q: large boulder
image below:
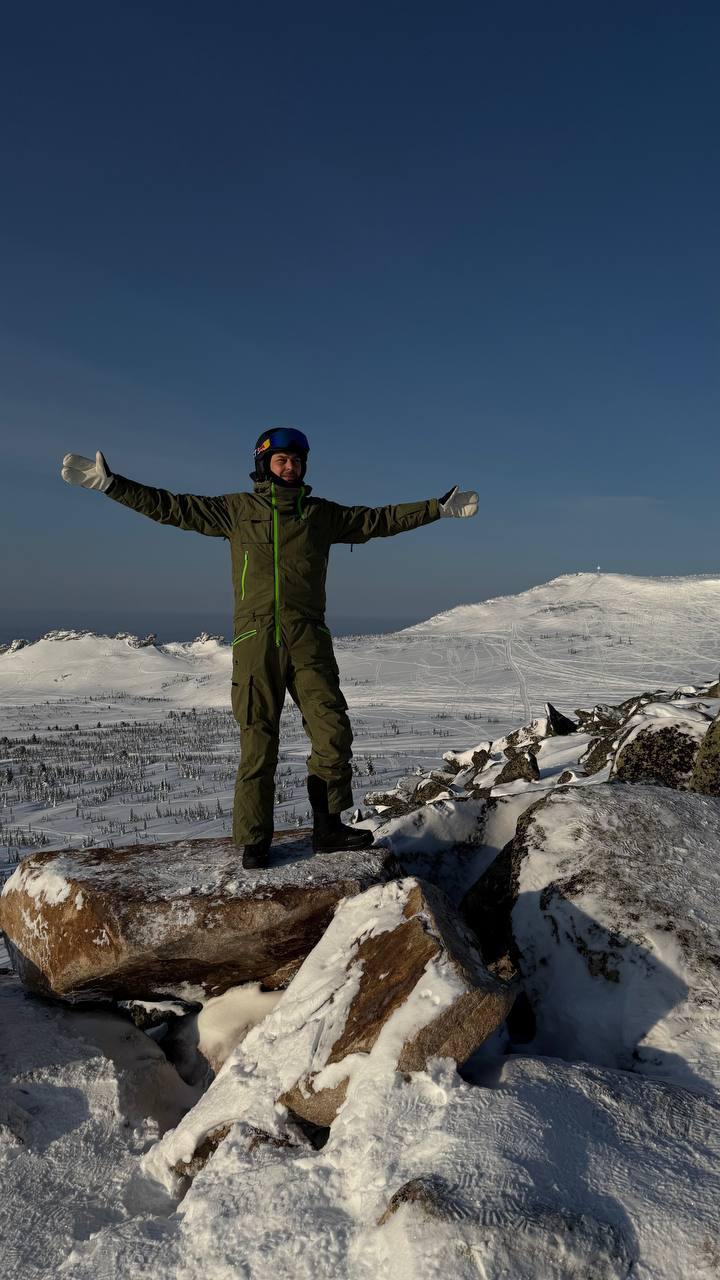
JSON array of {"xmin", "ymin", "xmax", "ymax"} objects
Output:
[
  {"xmin": 279, "ymin": 877, "xmax": 515, "ymax": 1124},
  {"xmin": 580, "ymin": 697, "xmax": 713, "ymax": 784},
  {"xmin": 495, "ymin": 750, "xmax": 540, "ymax": 786},
  {"xmin": 611, "ymin": 702, "xmax": 712, "ymax": 788},
  {"xmin": 689, "ymin": 711, "xmax": 720, "ymax": 795},
  {"xmin": 144, "ymin": 877, "xmax": 514, "ymax": 1181},
  {"xmin": 0, "ymin": 833, "xmax": 398, "ymax": 1002},
  {"xmin": 613, "ymin": 724, "xmax": 700, "ymax": 787},
  {"xmin": 462, "ymin": 784, "xmax": 720, "ymax": 1095}
]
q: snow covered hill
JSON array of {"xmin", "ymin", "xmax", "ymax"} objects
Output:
[
  {"xmin": 1, "ymin": 573, "xmax": 718, "ymax": 866},
  {"xmin": 2, "ymin": 574, "xmax": 719, "ymax": 733}
]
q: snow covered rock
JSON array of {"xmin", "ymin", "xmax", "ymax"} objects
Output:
[
  {"xmin": 365, "ymin": 770, "xmax": 461, "ymax": 818},
  {"xmin": 464, "ymin": 785, "xmax": 720, "ymax": 1095},
  {"xmin": 279, "ymin": 877, "xmax": 514, "ymax": 1125},
  {"xmin": 495, "ymin": 749, "xmax": 540, "ymax": 785},
  {"xmin": 611, "ymin": 702, "xmax": 712, "ymax": 789},
  {"xmin": 689, "ymin": 710, "xmax": 720, "ymax": 795},
  {"xmin": 578, "ymin": 694, "xmax": 715, "ymax": 783},
  {"xmin": 142, "ymin": 878, "xmax": 513, "ymax": 1183},
  {"xmin": 0, "ymin": 833, "xmax": 398, "ymax": 1002}
]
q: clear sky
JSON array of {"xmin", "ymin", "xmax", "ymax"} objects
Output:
[{"xmin": 2, "ymin": 1, "xmax": 719, "ymax": 640}]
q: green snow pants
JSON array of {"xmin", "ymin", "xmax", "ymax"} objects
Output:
[{"xmin": 230, "ymin": 616, "xmax": 354, "ymax": 845}]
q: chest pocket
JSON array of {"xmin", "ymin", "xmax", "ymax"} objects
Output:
[
  {"xmin": 242, "ymin": 517, "xmax": 272, "ymax": 545},
  {"xmin": 238, "ymin": 518, "xmax": 272, "ymax": 605}
]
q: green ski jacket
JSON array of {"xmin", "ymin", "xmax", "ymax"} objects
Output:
[{"xmin": 108, "ymin": 476, "xmax": 441, "ymax": 643}]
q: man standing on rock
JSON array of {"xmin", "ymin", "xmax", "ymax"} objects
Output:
[{"xmin": 61, "ymin": 430, "xmax": 478, "ymax": 869}]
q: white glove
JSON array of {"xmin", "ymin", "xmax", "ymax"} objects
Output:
[
  {"xmin": 61, "ymin": 451, "xmax": 114, "ymax": 493},
  {"xmin": 439, "ymin": 485, "xmax": 478, "ymax": 518}
]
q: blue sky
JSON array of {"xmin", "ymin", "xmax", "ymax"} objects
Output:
[{"xmin": 2, "ymin": 1, "xmax": 719, "ymax": 639}]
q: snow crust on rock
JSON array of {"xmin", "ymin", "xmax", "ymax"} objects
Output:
[
  {"xmin": 513, "ymin": 785, "xmax": 720, "ymax": 1095},
  {"xmin": 2, "ymin": 832, "xmax": 391, "ymax": 902},
  {"xmin": 18, "ymin": 863, "xmax": 73, "ymax": 906}
]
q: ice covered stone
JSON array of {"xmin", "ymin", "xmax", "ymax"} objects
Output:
[
  {"xmin": 0, "ymin": 832, "xmax": 399, "ymax": 1002},
  {"xmin": 279, "ymin": 877, "xmax": 514, "ymax": 1125}
]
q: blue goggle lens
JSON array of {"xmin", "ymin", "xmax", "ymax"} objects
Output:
[{"xmin": 255, "ymin": 428, "xmax": 309, "ymax": 458}]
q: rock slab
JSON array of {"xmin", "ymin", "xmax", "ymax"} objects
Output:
[
  {"xmin": 0, "ymin": 832, "xmax": 399, "ymax": 1002},
  {"xmin": 280, "ymin": 877, "xmax": 515, "ymax": 1124}
]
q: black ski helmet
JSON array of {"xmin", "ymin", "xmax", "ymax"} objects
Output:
[{"xmin": 252, "ymin": 427, "xmax": 310, "ymax": 481}]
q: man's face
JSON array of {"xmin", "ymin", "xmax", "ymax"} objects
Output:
[{"xmin": 269, "ymin": 451, "xmax": 303, "ymax": 481}]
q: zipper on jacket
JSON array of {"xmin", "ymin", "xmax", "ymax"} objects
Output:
[
  {"xmin": 296, "ymin": 484, "xmax": 307, "ymax": 519},
  {"xmin": 271, "ymin": 482, "xmax": 281, "ymax": 647},
  {"xmin": 241, "ymin": 549, "xmax": 249, "ymax": 601},
  {"xmin": 232, "ymin": 628, "xmax": 257, "ymax": 645}
]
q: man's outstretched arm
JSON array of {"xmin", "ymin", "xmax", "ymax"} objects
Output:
[
  {"xmin": 61, "ymin": 451, "xmax": 233, "ymax": 538},
  {"xmin": 327, "ymin": 485, "xmax": 478, "ymax": 544}
]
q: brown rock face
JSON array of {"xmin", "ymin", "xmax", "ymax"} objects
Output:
[
  {"xmin": 690, "ymin": 712, "xmax": 720, "ymax": 796},
  {"xmin": 279, "ymin": 879, "xmax": 515, "ymax": 1125},
  {"xmin": 0, "ymin": 832, "xmax": 399, "ymax": 1002}
]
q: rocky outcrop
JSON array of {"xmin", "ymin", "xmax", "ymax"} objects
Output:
[
  {"xmin": 689, "ymin": 711, "xmax": 720, "ymax": 796},
  {"xmin": 279, "ymin": 878, "xmax": 515, "ymax": 1125},
  {"xmin": 545, "ymin": 702, "xmax": 578, "ymax": 735},
  {"xmin": 462, "ymin": 785, "xmax": 720, "ymax": 1095},
  {"xmin": 0, "ymin": 833, "xmax": 398, "ymax": 1002},
  {"xmin": 577, "ymin": 693, "xmax": 715, "ymax": 785},
  {"xmin": 495, "ymin": 750, "xmax": 540, "ymax": 786},
  {"xmin": 366, "ymin": 771, "xmax": 461, "ymax": 818},
  {"xmin": 613, "ymin": 724, "xmax": 700, "ymax": 787}
]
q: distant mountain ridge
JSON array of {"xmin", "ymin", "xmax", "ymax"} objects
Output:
[{"xmin": 1, "ymin": 573, "xmax": 718, "ymax": 726}]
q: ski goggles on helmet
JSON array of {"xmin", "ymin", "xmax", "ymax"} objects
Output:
[{"xmin": 254, "ymin": 427, "xmax": 310, "ymax": 460}]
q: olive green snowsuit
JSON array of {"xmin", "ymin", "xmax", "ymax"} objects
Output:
[{"xmin": 107, "ymin": 475, "xmax": 440, "ymax": 844}]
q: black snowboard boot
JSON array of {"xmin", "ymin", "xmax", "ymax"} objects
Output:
[
  {"xmin": 242, "ymin": 837, "xmax": 272, "ymax": 870},
  {"xmin": 307, "ymin": 775, "xmax": 375, "ymax": 854}
]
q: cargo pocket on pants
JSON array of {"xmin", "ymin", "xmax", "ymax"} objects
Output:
[{"xmin": 231, "ymin": 674, "xmax": 253, "ymax": 729}]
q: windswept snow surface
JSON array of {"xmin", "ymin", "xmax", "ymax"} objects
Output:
[{"xmin": 58, "ymin": 1053, "xmax": 720, "ymax": 1280}]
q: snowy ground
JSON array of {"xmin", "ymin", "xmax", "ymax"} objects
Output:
[{"xmin": 1, "ymin": 572, "xmax": 719, "ymax": 1277}]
